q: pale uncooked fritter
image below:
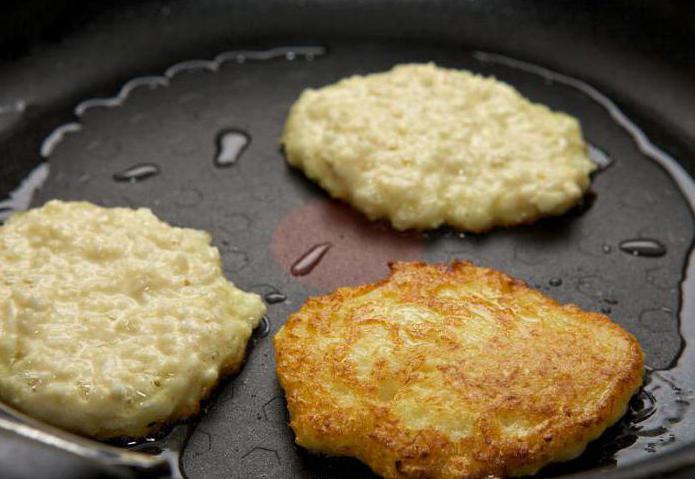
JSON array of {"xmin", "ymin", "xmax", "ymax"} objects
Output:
[
  {"xmin": 282, "ymin": 63, "xmax": 596, "ymax": 232},
  {"xmin": 275, "ymin": 262, "xmax": 644, "ymax": 479},
  {"xmin": 0, "ymin": 200, "xmax": 265, "ymax": 439}
]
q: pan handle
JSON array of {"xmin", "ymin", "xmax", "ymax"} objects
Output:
[{"xmin": 0, "ymin": 402, "xmax": 181, "ymax": 479}]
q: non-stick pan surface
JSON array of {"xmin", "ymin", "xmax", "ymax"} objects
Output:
[{"xmin": 0, "ymin": 2, "xmax": 694, "ymax": 479}]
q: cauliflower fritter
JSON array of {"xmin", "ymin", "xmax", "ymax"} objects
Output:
[
  {"xmin": 282, "ymin": 63, "xmax": 595, "ymax": 232},
  {"xmin": 274, "ymin": 261, "xmax": 643, "ymax": 478},
  {"xmin": 0, "ymin": 200, "xmax": 265, "ymax": 439}
]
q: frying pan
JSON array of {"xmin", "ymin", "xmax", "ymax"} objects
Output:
[{"xmin": 0, "ymin": 1, "xmax": 694, "ymax": 478}]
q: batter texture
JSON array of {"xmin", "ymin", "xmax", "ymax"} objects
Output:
[
  {"xmin": 0, "ymin": 200, "xmax": 265, "ymax": 439},
  {"xmin": 282, "ymin": 63, "xmax": 596, "ymax": 232},
  {"xmin": 274, "ymin": 261, "xmax": 644, "ymax": 478}
]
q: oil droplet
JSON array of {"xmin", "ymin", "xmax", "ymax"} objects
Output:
[
  {"xmin": 619, "ymin": 239, "xmax": 667, "ymax": 258},
  {"xmin": 588, "ymin": 144, "xmax": 614, "ymax": 171},
  {"xmin": 618, "ymin": 370, "xmax": 693, "ymax": 458},
  {"xmin": 40, "ymin": 123, "xmax": 82, "ymax": 157},
  {"xmin": 164, "ymin": 60, "xmax": 217, "ymax": 79},
  {"xmin": 120, "ymin": 421, "xmax": 194, "ymax": 479},
  {"xmin": 631, "ymin": 388, "xmax": 657, "ymax": 424},
  {"xmin": 255, "ymin": 316, "xmax": 271, "ymax": 338},
  {"xmin": 549, "ymin": 277, "xmax": 563, "ymax": 287},
  {"xmin": 113, "ymin": 163, "xmax": 160, "ymax": 183},
  {"xmin": 602, "ymin": 243, "xmax": 612, "ymax": 254},
  {"xmin": 0, "ymin": 163, "xmax": 50, "ymax": 223},
  {"xmin": 264, "ymin": 292, "xmax": 287, "ymax": 304},
  {"xmin": 214, "ymin": 129, "xmax": 250, "ymax": 167},
  {"xmin": 290, "ymin": 242, "xmax": 332, "ymax": 276}
]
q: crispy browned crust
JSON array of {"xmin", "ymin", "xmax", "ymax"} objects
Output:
[{"xmin": 274, "ymin": 261, "xmax": 644, "ymax": 479}]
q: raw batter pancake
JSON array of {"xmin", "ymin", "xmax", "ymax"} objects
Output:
[
  {"xmin": 0, "ymin": 200, "xmax": 265, "ymax": 439},
  {"xmin": 282, "ymin": 63, "xmax": 595, "ymax": 232}
]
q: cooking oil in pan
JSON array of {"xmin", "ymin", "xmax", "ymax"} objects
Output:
[
  {"xmin": 214, "ymin": 129, "xmax": 250, "ymax": 167},
  {"xmin": 0, "ymin": 44, "xmax": 692, "ymax": 478},
  {"xmin": 250, "ymin": 284, "xmax": 288, "ymax": 305},
  {"xmin": 588, "ymin": 143, "xmax": 614, "ymax": 171},
  {"xmin": 113, "ymin": 162, "xmax": 161, "ymax": 182},
  {"xmin": 290, "ymin": 242, "xmax": 333, "ymax": 276},
  {"xmin": 264, "ymin": 291, "xmax": 287, "ymax": 304},
  {"xmin": 254, "ymin": 316, "xmax": 272, "ymax": 338},
  {"xmin": 619, "ymin": 239, "xmax": 667, "ymax": 257},
  {"xmin": 0, "ymin": 162, "xmax": 49, "ymax": 223}
]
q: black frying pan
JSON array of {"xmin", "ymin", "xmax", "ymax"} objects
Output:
[{"xmin": 1, "ymin": 1, "xmax": 694, "ymax": 478}]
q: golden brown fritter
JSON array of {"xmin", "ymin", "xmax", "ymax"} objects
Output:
[{"xmin": 274, "ymin": 261, "xmax": 644, "ymax": 479}]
